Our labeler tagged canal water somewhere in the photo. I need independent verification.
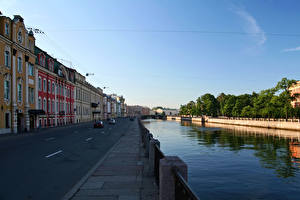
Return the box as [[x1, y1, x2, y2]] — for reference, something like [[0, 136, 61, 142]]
[[143, 119, 300, 200]]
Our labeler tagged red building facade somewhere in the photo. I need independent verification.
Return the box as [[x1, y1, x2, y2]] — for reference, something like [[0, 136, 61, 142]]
[[35, 47, 75, 128]]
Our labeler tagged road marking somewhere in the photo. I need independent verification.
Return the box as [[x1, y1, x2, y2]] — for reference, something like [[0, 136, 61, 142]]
[[45, 137, 55, 141], [86, 137, 93, 141], [45, 150, 63, 158], [101, 131, 105, 134]]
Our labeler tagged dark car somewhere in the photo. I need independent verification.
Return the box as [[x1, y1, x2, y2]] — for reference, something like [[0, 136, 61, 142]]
[[130, 117, 134, 121], [94, 120, 104, 128]]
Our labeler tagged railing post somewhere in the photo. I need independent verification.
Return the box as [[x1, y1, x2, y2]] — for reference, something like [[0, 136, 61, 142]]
[[149, 139, 160, 175], [159, 156, 187, 200]]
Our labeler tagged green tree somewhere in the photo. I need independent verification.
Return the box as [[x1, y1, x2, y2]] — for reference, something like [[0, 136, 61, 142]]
[[222, 95, 236, 117], [241, 105, 254, 117], [217, 93, 226, 116], [200, 93, 219, 117], [232, 94, 252, 117], [253, 89, 276, 118]]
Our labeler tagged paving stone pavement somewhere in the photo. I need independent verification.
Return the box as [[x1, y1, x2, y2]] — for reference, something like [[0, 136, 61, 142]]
[[71, 120, 159, 200]]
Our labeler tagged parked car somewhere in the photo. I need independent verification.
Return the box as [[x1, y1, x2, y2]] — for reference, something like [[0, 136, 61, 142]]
[[109, 119, 116, 125], [94, 120, 104, 128], [130, 117, 134, 121]]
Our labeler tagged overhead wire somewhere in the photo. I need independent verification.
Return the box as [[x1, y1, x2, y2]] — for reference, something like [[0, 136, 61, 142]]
[[43, 28, 300, 38]]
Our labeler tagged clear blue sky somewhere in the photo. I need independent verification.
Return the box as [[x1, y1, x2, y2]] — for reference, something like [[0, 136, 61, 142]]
[[2, 0, 300, 108]]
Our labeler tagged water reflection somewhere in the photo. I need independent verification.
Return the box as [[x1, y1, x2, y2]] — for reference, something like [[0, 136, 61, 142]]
[[290, 142, 300, 168], [143, 119, 300, 200], [182, 121, 300, 178]]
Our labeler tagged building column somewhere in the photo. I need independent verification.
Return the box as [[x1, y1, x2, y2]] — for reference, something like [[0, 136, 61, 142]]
[[25, 57, 30, 132], [12, 49, 17, 134]]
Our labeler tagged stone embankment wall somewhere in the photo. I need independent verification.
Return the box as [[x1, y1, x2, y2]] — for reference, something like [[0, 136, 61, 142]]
[[166, 116, 181, 121], [206, 118, 300, 131], [167, 116, 300, 131]]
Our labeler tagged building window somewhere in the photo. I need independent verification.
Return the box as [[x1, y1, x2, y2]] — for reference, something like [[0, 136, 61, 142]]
[[18, 31, 22, 43], [17, 83, 22, 102], [39, 55, 43, 66], [43, 79, 46, 92], [56, 101, 59, 112], [48, 99, 51, 113], [29, 87, 34, 104], [52, 100, 55, 113], [39, 54, 45, 66], [5, 113, 10, 128], [48, 80, 51, 93], [17, 56, 22, 72], [4, 77, 10, 101], [38, 77, 42, 91], [48, 59, 54, 71], [43, 98, 46, 111], [38, 98, 42, 109], [4, 51, 10, 67], [5, 23, 9, 35], [28, 63, 34, 76], [52, 82, 55, 94]]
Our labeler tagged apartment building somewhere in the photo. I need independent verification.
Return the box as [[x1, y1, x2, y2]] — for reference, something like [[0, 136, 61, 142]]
[[0, 15, 36, 133], [74, 72, 104, 122], [35, 46, 75, 128]]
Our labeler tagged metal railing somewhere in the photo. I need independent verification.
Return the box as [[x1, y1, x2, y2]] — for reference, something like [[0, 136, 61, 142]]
[[154, 143, 165, 185], [173, 168, 200, 200]]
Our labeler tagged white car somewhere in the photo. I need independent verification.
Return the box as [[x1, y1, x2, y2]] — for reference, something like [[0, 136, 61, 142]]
[[109, 119, 116, 125]]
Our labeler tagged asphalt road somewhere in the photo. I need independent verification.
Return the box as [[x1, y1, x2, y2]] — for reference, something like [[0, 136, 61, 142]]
[[0, 118, 134, 200]]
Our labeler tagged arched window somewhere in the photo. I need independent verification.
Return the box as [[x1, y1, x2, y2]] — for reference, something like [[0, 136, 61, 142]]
[[17, 56, 22, 72], [48, 99, 51, 113], [17, 30, 22, 43], [4, 74, 10, 101], [52, 82, 55, 94], [38, 77, 42, 91], [38, 97, 42, 109], [48, 80, 51, 93], [28, 63, 34, 76], [17, 79, 22, 102], [4, 50, 10, 67], [43, 98, 46, 111], [5, 23, 9, 35], [43, 79, 46, 92], [52, 100, 55, 113], [39, 53, 45, 67]]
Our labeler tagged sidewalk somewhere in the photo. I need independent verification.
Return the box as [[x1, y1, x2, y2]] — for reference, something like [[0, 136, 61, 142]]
[[69, 120, 159, 200]]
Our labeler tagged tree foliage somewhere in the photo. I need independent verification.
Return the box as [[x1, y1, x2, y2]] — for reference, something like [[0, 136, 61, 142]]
[[179, 78, 300, 119]]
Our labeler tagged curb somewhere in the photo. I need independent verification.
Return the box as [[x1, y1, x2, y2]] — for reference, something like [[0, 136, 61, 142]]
[[61, 133, 124, 200]]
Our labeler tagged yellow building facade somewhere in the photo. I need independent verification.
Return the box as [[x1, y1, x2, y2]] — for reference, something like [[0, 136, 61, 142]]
[[0, 15, 36, 134]]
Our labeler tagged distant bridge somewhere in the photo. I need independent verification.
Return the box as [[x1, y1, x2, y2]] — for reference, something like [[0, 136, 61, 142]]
[[140, 115, 166, 120]]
